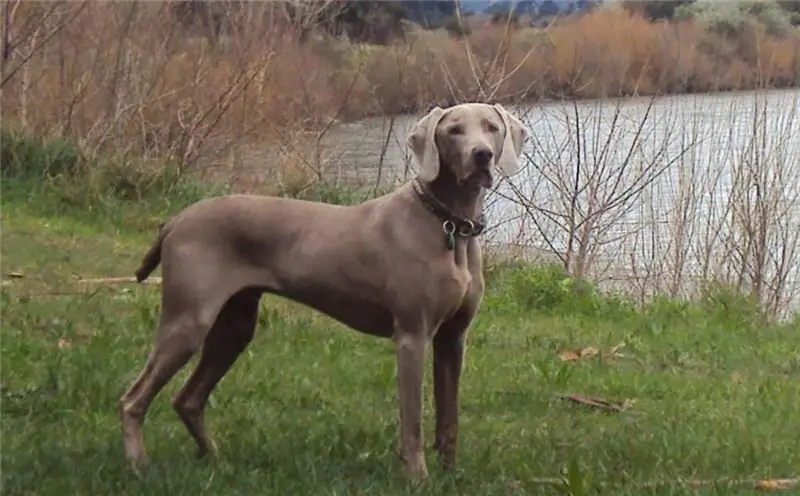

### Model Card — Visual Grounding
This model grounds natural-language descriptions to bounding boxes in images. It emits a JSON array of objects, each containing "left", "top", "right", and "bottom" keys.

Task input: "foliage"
[
  {"left": 0, "top": 129, "right": 83, "bottom": 179},
  {"left": 484, "top": 262, "right": 634, "bottom": 319},
  {"left": 0, "top": 130, "right": 222, "bottom": 214},
  {"left": 443, "top": 15, "right": 472, "bottom": 37},
  {"left": 490, "top": 10, "right": 520, "bottom": 27},
  {"left": 621, "top": 0, "right": 696, "bottom": 21},
  {"left": 538, "top": 0, "right": 563, "bottom": 17},
  {"left": 284, "top": 1, "right": 409, "bottom": 44},
  {"left": 402, "top": 0, "right": 460, "bottom": 29},
  {"left": 675, "top": 0, "right": 795, "bottom": 38},
  {"left": 776, "top": 0, "right": 800, "bottom": 14}
]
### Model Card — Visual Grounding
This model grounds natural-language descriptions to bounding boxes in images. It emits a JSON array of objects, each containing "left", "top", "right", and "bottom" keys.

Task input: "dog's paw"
[
  {"left": 405, "top": 456, "right": 429, "bottom": 485},
  {"left": 128, "top": 453, "right": 150, "bottom": 478}
]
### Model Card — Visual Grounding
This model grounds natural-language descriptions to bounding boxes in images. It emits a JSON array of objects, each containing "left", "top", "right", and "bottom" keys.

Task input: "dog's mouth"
[{"left": 470, "top": 168, "right": 493, "bottom": 188}]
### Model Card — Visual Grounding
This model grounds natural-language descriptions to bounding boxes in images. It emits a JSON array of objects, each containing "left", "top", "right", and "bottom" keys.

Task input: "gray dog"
[{"left": 119, "top": 102, "right": 529, "bottom": 481}]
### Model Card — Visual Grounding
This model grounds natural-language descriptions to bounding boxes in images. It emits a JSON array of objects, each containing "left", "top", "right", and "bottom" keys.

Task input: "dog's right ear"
[{"left": 406, "top": 106, "right": 446, "bottom": 182}]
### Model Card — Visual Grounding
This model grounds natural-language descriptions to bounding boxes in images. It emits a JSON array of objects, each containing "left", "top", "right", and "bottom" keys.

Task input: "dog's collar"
[{"left": 411, "top": 178, "right": 486, "bottom": 251}]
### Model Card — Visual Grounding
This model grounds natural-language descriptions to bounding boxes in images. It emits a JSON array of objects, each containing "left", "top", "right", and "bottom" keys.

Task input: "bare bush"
[{"left": 488, "top": 90, "right": 800, "bottom": 319}]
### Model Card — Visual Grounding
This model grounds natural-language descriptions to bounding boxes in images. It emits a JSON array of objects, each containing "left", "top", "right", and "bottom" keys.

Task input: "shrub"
[
  {"left": 484, "top": 262, "right": 634, "bottom": 318},
  {"left": 0, "top": 130, "right": 82, "bottom": 179},
  {"left": 676, "top": 0, "right": 794, "bottom": 38},
  {"left": 0, "top": 130, "right": 221, "bottom": 209},
  {"left": 443, "top": 15, "right": 471, "bottom": 37},
  {"left": 740, "top": 0, "right": 794, "bottom": 37},
  {"left": 621, "top": 0, "right": 696, "bottom": 21}
]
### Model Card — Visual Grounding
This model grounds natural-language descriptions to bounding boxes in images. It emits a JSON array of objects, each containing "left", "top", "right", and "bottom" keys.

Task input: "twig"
[
  {"left": 557, "top": 394, "right": 632, "bottom": 413},
  {"left": 76, "top": 276, "right": 162, "bottom": 285},
  {"left": 526, "top": 476, "right": 799, "bottom": 491}
]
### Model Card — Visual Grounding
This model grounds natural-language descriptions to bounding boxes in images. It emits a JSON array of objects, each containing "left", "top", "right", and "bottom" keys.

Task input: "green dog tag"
[{"left": 445, "top": 231, "right": 455, "bottom": 251}]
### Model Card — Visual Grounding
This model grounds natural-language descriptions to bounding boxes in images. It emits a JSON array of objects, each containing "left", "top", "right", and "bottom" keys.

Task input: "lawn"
[{"left": 1, "top": 177, "right": 799, "bottom": 496}]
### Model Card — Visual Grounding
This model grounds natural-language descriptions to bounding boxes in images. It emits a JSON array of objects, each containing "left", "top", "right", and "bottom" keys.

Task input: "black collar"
[{"left": 411, "top": 178, "right": 486, "bottom": 250}]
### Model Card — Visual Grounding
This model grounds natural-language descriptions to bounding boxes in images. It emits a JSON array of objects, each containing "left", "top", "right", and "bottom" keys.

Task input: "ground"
[{"left": 1, "top": 178, "right": 799, "bottom": 496}]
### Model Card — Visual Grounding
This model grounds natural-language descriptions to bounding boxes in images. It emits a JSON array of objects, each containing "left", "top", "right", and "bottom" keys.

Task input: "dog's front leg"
[
  {"left": 394, "top": 329, "right": 428, "bottom": 482},
  {"left": 432, "top": 310, "right": 469, "bottom": 470}
]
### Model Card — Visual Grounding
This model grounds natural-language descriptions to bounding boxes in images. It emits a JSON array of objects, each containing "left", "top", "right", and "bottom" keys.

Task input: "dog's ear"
[
  {"left": 493, "top": 103, "right": 529, "bottom": 176},
  {"left": 406, "top": 106, "right": 446, "bottom": 182}
]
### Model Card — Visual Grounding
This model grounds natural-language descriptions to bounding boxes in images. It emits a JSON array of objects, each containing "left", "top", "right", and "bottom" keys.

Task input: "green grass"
[{"left": 2, "top": 135, "right": 800, "bottom": 495}]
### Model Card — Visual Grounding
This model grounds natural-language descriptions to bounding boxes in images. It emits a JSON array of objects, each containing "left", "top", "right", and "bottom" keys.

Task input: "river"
[{"left": 229, "top": 89, "right": 800, "bottom": 316}]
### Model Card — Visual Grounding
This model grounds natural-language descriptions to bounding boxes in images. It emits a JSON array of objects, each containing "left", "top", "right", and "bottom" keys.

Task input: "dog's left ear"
[
  {"left": 406, "top": 106, "right": 446, "bottom": 182},
  {"left": 493, "top": 103, "right": 529, "bottom": 176}
]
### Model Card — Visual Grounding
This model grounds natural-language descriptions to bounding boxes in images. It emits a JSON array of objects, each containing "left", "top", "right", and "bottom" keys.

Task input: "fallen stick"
[
  {"left": 526, "top": 476, "right": 799, "bottom": 491},
  {"left": 642, "top": 477, "right": 799, "bottom": 492},
  {"left": 76, "top": 276, "right": 162, "bottom": 285},
  {"left": 557, "top": 394, "right": 632, "bottom": 413}
]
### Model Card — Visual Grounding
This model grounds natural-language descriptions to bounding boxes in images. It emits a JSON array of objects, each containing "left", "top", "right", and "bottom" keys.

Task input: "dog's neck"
[{"left": 423, "top": 166, "right": 485, "bottom": 222}]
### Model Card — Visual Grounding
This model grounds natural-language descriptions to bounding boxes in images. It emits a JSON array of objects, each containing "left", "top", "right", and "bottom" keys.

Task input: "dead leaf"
[
  {"left": 76, "top": 276, "right": 162, "bottom": 285},
  {"left": 558, "top": 350, "right": 581, "bottom": 361},
  {"left": 755, "top": 478, "right": 799, "bottom": 491},
  {"left": 6, "top": 271, "right": 24, "bottom": 279},
  {"left": 731, "top": 371, "right": 743, "bottom": 384},
  {"left": 558, "top": 347, "right": 599, "bottom": 361},
  {"left": 57, "top": 338, "right": 72, "bottom": 350},
  {"left": 558, "top": 394, "right": 632, "bottom": 413}
]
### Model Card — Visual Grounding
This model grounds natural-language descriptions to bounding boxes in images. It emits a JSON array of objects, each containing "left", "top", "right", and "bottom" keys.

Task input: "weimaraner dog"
[{"left": 119, "top": 102, "right": 529, "bottom": 481}]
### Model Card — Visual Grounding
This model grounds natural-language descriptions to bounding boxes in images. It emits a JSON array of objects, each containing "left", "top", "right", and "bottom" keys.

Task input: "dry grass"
[
  {"left": 2, "top": 2, "right": 799, "bottom": 317},
  {"left": 2, "top": 2, "right": 798, "bottom": 180}
]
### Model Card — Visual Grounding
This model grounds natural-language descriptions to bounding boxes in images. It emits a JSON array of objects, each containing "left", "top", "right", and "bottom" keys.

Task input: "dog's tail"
[{"left": 135, "top": 218, "right": 176, "bottom": 283}]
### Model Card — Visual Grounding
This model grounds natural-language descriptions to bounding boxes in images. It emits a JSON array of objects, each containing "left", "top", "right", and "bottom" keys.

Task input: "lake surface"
[{"left": 231, "top": 89, "right": 800, "bottom": 315}]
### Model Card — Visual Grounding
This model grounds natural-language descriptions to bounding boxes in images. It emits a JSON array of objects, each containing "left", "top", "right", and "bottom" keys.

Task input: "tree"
[
  {"left": 776, "top": 1, "right": 800, "bottom": 14},
  {"left": 538, "top": 0, "right": 562, "bottom": 17},
  {"left": 491, "top": 10, "right": 520, "bottom": 27},
  {"left": 621, "top": 0, "right": 696, "bottom": 20},
  {"left": 283, "top": 1, "right": 408, "bottom": 44},
  {"left": 401, "top": 0, "right": 458, "bottom": 29}
]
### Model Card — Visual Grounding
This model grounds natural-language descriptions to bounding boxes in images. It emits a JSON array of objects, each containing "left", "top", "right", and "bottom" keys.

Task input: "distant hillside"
[
  {"left": 374, "top": 1, "right": 601, "bottom": 31},
  {"left": 460, "top": 0, "right": 599, "bottom": 17}
]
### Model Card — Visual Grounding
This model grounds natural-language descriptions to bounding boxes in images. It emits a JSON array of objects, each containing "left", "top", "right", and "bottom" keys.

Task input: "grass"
[{"left": 2, "top": 143, "right": 800, "bottom": 495}]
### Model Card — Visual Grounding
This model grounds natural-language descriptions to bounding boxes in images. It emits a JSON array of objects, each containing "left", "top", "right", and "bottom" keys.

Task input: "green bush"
[
  {"left": 0, "top": 131, "right": 389, "bottom": 227},
  {"left": 0, "top": 130, "right": 82, "bottom": 179},
  {"left": 675, "top": 0, "right": 794, "bottom": 38},
  {"left": 482, "top": 259, "right": 776, "bottom": 328},
  {"left": 443, "top": 15, "right": 470, "bottom": 37},
  {"left": 484, "top": 262, "right": 634, "bottom": 318},
  {"left": 740, "top": 0, "right": 794, "bottom": 36},
  {"left": 0, "top": 129, "right": 222, "bottom": 214}
]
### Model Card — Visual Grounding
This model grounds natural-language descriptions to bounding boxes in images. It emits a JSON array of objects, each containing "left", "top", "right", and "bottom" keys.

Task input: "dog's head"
[{"left": 406, "top": 102, "right": 529, "bottom": 188}]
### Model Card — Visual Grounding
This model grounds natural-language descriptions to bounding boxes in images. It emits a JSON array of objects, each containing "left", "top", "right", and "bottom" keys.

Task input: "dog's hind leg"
[
  {"left": 171, "top": 289, "right": 260, "bottom": 458},
  {"left": 119, "top": 311, "right": 210, "bottom": 467}
]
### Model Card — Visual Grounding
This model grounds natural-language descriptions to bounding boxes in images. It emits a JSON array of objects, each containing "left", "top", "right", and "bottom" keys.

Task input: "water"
[{"left": 232, "top": 90, "right": 800, "bottom": 316}]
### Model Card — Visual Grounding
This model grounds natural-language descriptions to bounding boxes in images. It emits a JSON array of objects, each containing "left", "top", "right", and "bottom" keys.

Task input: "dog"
[{"left": 119, "top": 102, "right": 529, "bottom": 481}]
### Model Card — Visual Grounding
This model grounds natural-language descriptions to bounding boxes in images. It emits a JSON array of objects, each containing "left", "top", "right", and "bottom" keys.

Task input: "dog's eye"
[
  {"left": 448, "top": 125, "right": 464, "bottom": 135},
  {"left": 487, "top": 122, "right": 500, "bottom": 133}
]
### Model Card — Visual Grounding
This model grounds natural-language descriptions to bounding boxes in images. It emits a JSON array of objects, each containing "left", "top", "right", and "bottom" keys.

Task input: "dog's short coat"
[{"left": 119, "top": 102, "right": 529, "bottom": 481}]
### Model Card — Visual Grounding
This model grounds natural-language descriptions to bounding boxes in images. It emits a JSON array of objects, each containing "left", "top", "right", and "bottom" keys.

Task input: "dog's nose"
[{"left": 473, "top": 147, "right": 494, "bottom": 168}]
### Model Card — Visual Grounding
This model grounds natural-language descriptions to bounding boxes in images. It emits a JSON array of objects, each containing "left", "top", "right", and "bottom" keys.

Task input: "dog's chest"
[{"left": 431, "top": 257, "right": 473, "bottom": 319}]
